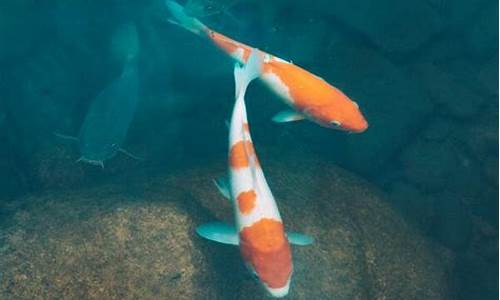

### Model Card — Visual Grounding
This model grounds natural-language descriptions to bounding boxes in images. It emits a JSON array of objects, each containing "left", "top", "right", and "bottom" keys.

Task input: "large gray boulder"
[{"left": 0, "top": 155, "right": 451, "bottom": 299}]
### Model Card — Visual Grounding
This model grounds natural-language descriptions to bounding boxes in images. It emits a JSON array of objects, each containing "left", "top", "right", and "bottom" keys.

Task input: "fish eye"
[{"left": 331, "top": 120, "right": 341, "bottom": 127}]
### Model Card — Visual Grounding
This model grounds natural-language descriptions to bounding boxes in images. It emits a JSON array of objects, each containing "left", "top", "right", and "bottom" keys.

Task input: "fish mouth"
[
  {"left": 329, "top": 120, "right": 368, "bottom": 133},
  {"left": 350, "top": 121, "right": 369, "bottom": 133},
  {"left": 76, "top": 157, "right": 104, "bottom": 168}
]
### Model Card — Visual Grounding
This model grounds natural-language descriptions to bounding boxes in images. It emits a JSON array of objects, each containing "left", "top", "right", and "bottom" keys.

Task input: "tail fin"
[
  {"left": 234, "top": 49, "right": 262, "bottom": 99},
  {"left": 165, "top": 0, "right": 207, "bottom": 35}
]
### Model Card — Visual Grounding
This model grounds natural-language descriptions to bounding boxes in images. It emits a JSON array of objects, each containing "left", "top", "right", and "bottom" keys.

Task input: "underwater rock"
[
  {"left": 262, "top": 9, "right": 329, "bottom": 67},
  {"left": 462, "top": 1, "right": 498, "bottom": 60},
  {"left": 422, "top": 117, "right": 453, "bottom": 142},
  {"left": 0, "top": 2, "right": 51, "bottom": 64},
  {"left": 33, "top": 143, "right": 86, "bottom": 190},
  {"left": 0, "top": 111, "right": 24, "bottom": 198},
  {"left": 7, "top": 45, "right": 80, "bottom": 157},
  {"left": 451, "top": 213, "right": 497, "bottom": 298},
  {"left": 399, "top": 138, "right": 482, "bottom": 197},
  {"left": 387, "top": 181, "right": 436, "bottom": 233},
  {"left": 412, "top": 62, "right": 486, "bottom": 119},
  {"left": 288, "top": 19, "right": 329, "bottom": 66},
  {"left": 456, "top": 251, "right": 498, "bottom": 300},
  {"left": 477, "top": 57, "right": 499, "bottom": 97},
  {"left": 309, "top": 0, "right": 442, "bottom": 54},
  {"left": 474, "top": 185, "right": 499, "bottom": 226},
  {"left": 0, "top": 156, "right": 451, "bottom": 299},
  {"left": 2, "top": 43, "right": 88, "bottom": 195},
  {"left": 482, "top": 155, "right": 499, "bottom": 188},
  {"left": 460, "top": 105, "right": 498, "bottom": 161},
  {"left": 432, "top": 192, "right": 473, "bottom": 251},
  {"left": 425, "top": 0, "right": 492, "bottom": 32},
  {"left": 317, "top": 38, "right": 434, "bottom": 175},
  {"left": 469, "top": 216, "right": 498, "bottom": 262},
  {"left": 468, "top": 216, "right": 498, "bottom": 266}
]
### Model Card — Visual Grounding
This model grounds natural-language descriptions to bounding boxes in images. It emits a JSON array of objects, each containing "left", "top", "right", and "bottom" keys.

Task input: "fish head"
[{"left": 306, "top": 100, "right": 368, "bottom": 133}]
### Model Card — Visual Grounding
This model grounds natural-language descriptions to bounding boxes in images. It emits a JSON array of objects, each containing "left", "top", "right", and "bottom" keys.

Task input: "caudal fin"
[
  {"left": 234, "top": 49, "right": 262, "bottom": 99},
  {"left": 165, "top": 0, "right": 207, "bottom": 35}
]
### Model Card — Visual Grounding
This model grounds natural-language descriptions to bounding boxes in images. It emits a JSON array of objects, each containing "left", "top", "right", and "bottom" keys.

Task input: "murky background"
[{"left": 0, "top": 0, "right": 497, "bottom": 299}]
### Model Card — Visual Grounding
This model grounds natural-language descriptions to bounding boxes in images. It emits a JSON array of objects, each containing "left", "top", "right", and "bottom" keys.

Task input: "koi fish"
[
  {"left": 165, "top": 0, "right": 368, "bottom": 132},
  {"left": 196, "top": 50, "right": 313, "bottom": 298}
]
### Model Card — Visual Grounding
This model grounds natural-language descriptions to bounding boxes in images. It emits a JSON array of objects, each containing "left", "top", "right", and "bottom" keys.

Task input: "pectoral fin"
[
  {"left": 287, "top": 232, "right": 314, "bottom": 246},
  {"left": 213, "top": 176, "right": 231, "bottom": 200},
  {"left": 272, "top": 110, "right": 305, "bottom": 123},
  {"left": 196, "top": 222, "right": 239, "bottom": 245}
]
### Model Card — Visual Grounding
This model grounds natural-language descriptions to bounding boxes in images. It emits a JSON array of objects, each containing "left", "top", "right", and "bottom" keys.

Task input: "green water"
[{"left": 0, "top": 1, "right": 497, "bottom": 299}]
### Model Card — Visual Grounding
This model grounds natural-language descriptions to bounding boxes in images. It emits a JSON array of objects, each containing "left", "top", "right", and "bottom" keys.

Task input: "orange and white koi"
[
  {"left": 165, "top": 0, "right": 368, "bottom": 132},
  {"left": 196, "top": 50, "right": 313, "bottom": 298}
]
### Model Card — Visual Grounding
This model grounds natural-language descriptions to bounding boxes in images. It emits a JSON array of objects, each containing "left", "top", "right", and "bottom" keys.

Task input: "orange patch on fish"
[
  {"left": 207, "top": 30, "right": 251, "bottom": 62},
  {"left": 262, "top": 60, "right": 349, "bottom": 110},
  {"left": 237, "top": 190, "right": 257, "bottom": 215},
  {"left": 262, "top": 60, "right": 367, "bottom": 131},
  {"left": 229, "top": 140, "right": 259, "bottom": 169},
  {"left": 243, "top": 123, "right": 250, "bottom": 133},
  {"left": 239, "top": 218, "right": 292, "bottom": 288}
]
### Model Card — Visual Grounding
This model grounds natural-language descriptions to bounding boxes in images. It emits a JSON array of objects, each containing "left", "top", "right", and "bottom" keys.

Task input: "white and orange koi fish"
[
  {"left": 196, "top": 51, "right": 314, "bottom": 298},
  {"left": 165, "top": 0, "right": 368, "bottom": 132}
]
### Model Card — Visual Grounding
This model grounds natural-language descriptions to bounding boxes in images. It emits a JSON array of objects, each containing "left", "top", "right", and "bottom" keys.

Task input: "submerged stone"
[
  {"left": 399, "top": 137, "right": 482, "bottom": 197},
  {"left": 422, "top": 117, "right": 453, "bottom": 141},
  {"left": 477, "top": 57, "right": 499, "bottom": 97},
  {"left": 331, "top": 41, "right": 434, "bottom": 174},
  {"left": 462, "top": 1, "right": 498, "bottom": 60},
  {"left": 412, "top": 62, "right": 486, "bottom": 119},
  {"left": 432, "top": 192, "right": 473, "bottom": 251},
  {"left": 387, "top": 181, "right": 436, "bottom": 233},
  {"left": 308, "top": 0, "right": 442, "bottom": 54},
  {"left": 0, "top": 155, "right": 451, "bottom": 299}
]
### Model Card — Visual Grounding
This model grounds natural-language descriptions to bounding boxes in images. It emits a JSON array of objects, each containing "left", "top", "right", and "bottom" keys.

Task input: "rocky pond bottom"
[{"left": 0, "top": 156, "right": 452, "bottom": 299}]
